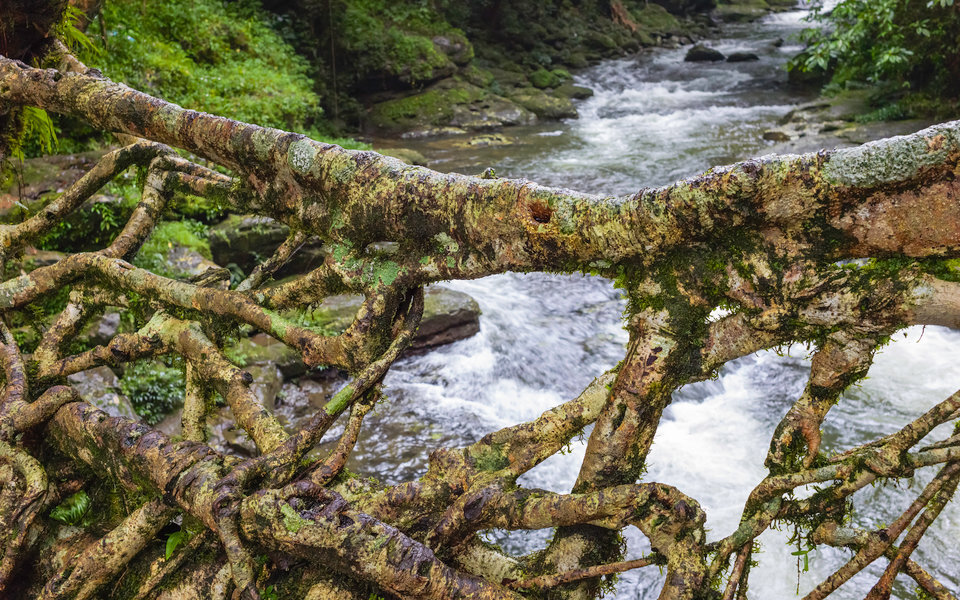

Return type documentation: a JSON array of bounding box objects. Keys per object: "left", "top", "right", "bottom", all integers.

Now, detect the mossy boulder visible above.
[
  {"left": 452, "top": 133, "right": 515, "bottom": 148},
  {"left": 376, "top": 147, "right": 430, "bottom": 166},
  {"left": 529, "top": 68, "right": 570, "bottom": 89},
  {"left": 281, "top": 285, "right": 481, "bottom": 351},
  {"left": 555, "top": 83, "right": 595, "bottom": 100},
  {"left": 649, "top": 0, "right": 717, "bottom": 14},
  {"left": 208, "top": 214, "right": 288, "bottom": 272},
  {"left": 206, "top": 214, "right": 326, "bottom": 278},
  {"left": 633, "top": 4, "right": 683, "bottom": 32},
  {"left": 368, "top": 78, "right": 535, "bottom": 135},
  {"left": 508, "top": 87, "right": 579, "bottom": 120},
  {"left": 0, "top": 151, "right": 105, "bottom": 223},
  {"left": 714, "top": 0, "right": 770, "bottom": 22},
  {"left": 227, "top": 333, "right": 313, "bottom": 379}
]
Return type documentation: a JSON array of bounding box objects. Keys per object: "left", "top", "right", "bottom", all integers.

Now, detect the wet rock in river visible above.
[
  {"left": 762, "top": 129, "right": 792, "bottom": 142},
  {"left": 297, "top": 285, "right": 481, "bottom": 352},
  {"left": 727, "top": 51, "right": 759, "bottom": 62},
  {"left": 684, "top": 44, "right": 725, "bottom": 61}
]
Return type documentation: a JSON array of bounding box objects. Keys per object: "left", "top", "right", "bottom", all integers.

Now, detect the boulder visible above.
[
  {"left": 727, "top": 51, "right": 759, "bottom": 62},
  {"left": 67, "top": 366, "right": 138, "bottom": 420},
  {"left": 412, "top": 286, "right": 481, "bottom": 351},
  {"left": 452, "top": 134, "right": 515, "bottom": 148},
  {"left": 281, "top": 285, "right": 480, "bottom": 351},
  {"left": 369, "top": 79, "right": 535, "bottom": 136},
  {"left": 713, "top": 0, "right": 769, "bottom": 22},
  {"left": 508, "top": 88, "right": 579, "bottom": 120},
  {"left": 228, "top": 333, "right": 312, "bottom": 379},
  {"left": 555, "top": 83, "right": 595, "bottom": 100},
  {"left": 762, "top": 129, "right": 792, "bottom": 142},
  {"left": 207, "top": 214, "right": 326, "bottom": 277},
  {"left": 80, "top": 311, "right": 121, "bottom": 347},
  {"left": 431, "top": 34, "right": 473, "bottom": 66},
  {"left": 376, "top": 147, "right": 429, "bottom": 166},
  {"left": 684, "top": 44, "right": 725, "bottom": 62},
  {"left": 208, "top": 214, "right": 288, "bottom": 272},
  {"left": 649, "top": 0, "right": 717, "bottom": 14},
  {"left": 20, "top": 248, "right": 66, "bottom": 271}
]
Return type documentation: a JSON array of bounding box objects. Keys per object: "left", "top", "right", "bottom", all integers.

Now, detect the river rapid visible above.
[{"left": 358, "top": 5, "right": 960, "bottom": 598}]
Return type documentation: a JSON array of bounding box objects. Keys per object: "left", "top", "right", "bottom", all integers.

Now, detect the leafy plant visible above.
[
  {"left": 50, "top": 490, "right": 92, "bottom": 526},
  {"left": 791, "top": 0, "right": 960, "bottom": 99},
  {"left": 165, "top": 529, "right": 188, "bottom": 560},
  {"left": 119, "top": 360, "right": 186, "bottom": 425}
]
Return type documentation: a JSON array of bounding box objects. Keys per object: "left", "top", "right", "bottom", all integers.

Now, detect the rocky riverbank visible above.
[
  {"left": 760, "top": 88, "right": 940, "bottom": 155},
  {"left": 364, "top": 0, "right": 806, "bottom": 159}
]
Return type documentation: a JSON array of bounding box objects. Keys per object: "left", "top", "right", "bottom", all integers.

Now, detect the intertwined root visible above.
[{"left": 0, "top": 40, "right": 959, "bottom": 600}]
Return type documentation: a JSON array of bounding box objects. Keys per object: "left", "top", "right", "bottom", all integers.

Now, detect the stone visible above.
[
  {"left": 167, "top": 245, "right": 224, "bottom": 279},
  {"left": 412, "top": 286, "right": 481, "bottom": 351},
  {"left": 245, "top": 364, "right": 284, "bottom": 413},
  {"left": 20, "top": 248, "right": 66, "bottom": 271},
  {"left": 649, "top": 0, "right": 717, "bottom": 14},
  {"left": 369, "top": 79, "right": 535, "bottom": 136},
  {"left": 762, "top": 129, "right": 792, "bottom": 142},
  {"left": 555, "top": 83, "right": 595, "bottom": 100},
  {"left": 278, "top": 284, "right": 481, "bottom": 351},
  {"left": 508, "top": 88, "right": 578, "bottom": 120},
  {"left": 208, "top": 214, "right": 287, "bottom": 272},
  {"left": 431, "top": 34, "right": 473, "bottom": 66},
  {"left": 376, "top": 147, "right": 429, "bottom": 166},
  {"left": 80, "top": 311, "right": 121, "bottom": 346},
  {"left": 684, "top": 44, "right": 725, "bottom": 62},
  {"left": 228, "top": 333, "right": 311, "bottom": 379},
  {"left": 453, "top": 134, "right": 515, "bottom": 149},
  {"left": 727, "top": 51, "right": 759, "bottom": 62},
  {"left": 67, "top": 366, "right": 138, "bottom": 420}
]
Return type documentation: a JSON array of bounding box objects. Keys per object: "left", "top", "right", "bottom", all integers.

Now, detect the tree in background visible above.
[
  {"left": 2, "top": 2, "right": 960, "bottom": 599},
  {"left": 792, "top": 0, "right": 960, "bottom": 110}
]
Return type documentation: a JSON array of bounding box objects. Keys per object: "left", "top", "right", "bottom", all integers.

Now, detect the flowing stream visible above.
[{"left": 356, "top": 5, "right": 960, "bottom": 597}]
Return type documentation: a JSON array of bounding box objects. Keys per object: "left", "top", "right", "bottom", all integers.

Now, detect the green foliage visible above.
[
  {"left": 791, "top": 0, "right": 960, "bottom": 99},
  {"left": 133, "top": 220, "right": 212, "bottom": 278},
  {"left": 53, "top": 5, "right": 99, "bottom": 56},
  {"left": 82, "top": 0, "right": 321, "bottom": 132},
  {"left": 119, "top": 360, "right": 186, "bottom": 425},
  {"left": 50, "top": 490, "right": 93, "bottom": 526},
  {"left": 7, "top": 107, "right": 58, "bottom": 161},
  {"left": 165, "top": 529, "right": 188, "bottom": 560}
]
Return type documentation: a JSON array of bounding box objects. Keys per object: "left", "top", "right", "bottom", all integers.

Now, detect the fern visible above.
[
  {"left": 54, "top": 5, "right": 99, "bottom": 56},
  {"left": 49, "top": 490, "right": 92, "bottom": 526}
]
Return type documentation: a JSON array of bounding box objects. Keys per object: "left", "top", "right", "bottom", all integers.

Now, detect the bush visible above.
[
  {"left": 82, "top": 0, "right": 321, "bottom": 131},
  {"left": 791, "top": 0, "right": 960, "bottom": 98},
  {"left": 119, "top": 360, "right": 186, "bottom": 425}
]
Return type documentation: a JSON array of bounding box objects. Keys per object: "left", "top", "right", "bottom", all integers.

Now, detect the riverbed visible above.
[{"left": 360, "top": 5, "right": 960, "bottom": 598}]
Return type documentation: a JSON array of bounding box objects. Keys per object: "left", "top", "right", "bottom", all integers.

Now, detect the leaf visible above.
[
  {"left": 49, "top": 491, "right": 91, "bottom": 525},
  {"left": 165, "top": 530, "right": 188, "bottom": 560}
]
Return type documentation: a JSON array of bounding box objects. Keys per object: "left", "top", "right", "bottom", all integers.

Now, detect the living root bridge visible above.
[{"left": 1, "top": 37, "right": 960, "bottom": 600}]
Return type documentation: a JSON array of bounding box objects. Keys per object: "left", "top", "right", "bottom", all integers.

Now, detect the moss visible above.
[
  {"left": 369, "top": 82, "right": 483, "bottom": 131},
  {"left": 280, "top": 504, "right": 308, "bottom": 533},
  {"left": 471, "top": 443, "right": 510, "bottom": 472},
  {"left": 81, "top": 0, "right": 321, "bottom": 132},
  {"left": 633, "top": 4, "right": 681, "bottom": 33},
  {"left": 529, "top": 68, "right": 560, "bottom": 89}
]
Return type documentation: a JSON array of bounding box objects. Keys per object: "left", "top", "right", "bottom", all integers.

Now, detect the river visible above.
[{"left": 359, "top": 5, "right": 960, "bottom": 598}]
